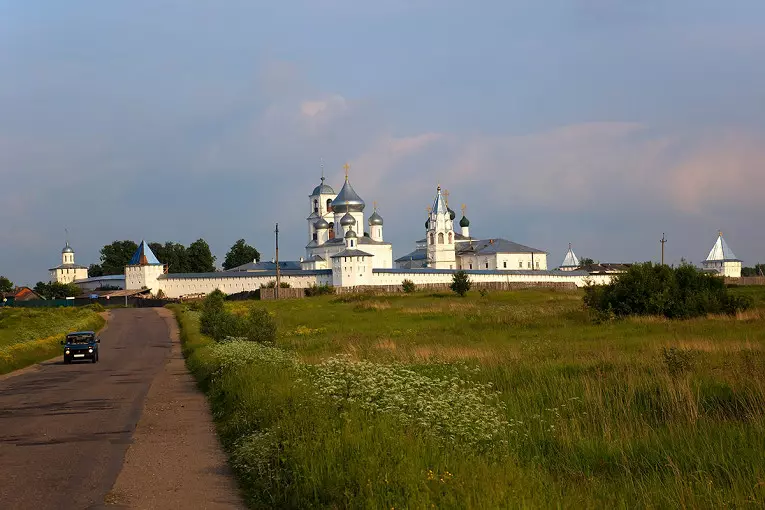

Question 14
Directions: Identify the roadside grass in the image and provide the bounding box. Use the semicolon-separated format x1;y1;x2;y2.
0;307;105;374
174;286;765;508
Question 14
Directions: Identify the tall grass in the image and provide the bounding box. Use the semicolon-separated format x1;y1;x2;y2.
174;287;765;508
0;307;105;374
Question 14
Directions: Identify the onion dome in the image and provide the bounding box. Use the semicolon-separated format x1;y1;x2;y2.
448;207;456;220
314;218;329;230
344;229;357;239
331;177;365;213
368;210;383;226
425;218;430;229
340;212;356;227
62;242;74;254
311;176;335;197
459;215;470;228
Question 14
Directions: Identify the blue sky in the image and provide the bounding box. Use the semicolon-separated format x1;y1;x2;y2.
2;1;765;284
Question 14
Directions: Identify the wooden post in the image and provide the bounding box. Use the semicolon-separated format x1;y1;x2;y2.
660;233;667;265
275;223;280;299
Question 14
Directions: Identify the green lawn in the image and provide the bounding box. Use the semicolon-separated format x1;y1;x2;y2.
0;307;105;374
177;286;765;509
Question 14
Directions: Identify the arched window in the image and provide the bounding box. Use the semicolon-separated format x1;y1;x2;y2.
327;199;333;212
430;233;435;244
329;223;335;239
438;233;444;244
313;199;318;213
448;232;453;243
312;232;317;241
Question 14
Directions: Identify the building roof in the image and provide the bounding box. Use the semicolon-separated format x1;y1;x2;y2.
128;240;161;265
395;248;427;262
456;238;546;256
374;268;590;276
1;287;43;301
311;176;335;196
320;236;390;247
459;215;470;228
314;217;330;229
74;274;125;283
227;260;303;272
49;262;89;270
340;212;356;226
160;269;332;280
331;178;365;213
579;263;632;274
331;248;374;259
62;242;74;254
560;244;580;268
705;232;741;262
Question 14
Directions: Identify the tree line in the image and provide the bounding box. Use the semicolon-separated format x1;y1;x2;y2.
88;238;261;276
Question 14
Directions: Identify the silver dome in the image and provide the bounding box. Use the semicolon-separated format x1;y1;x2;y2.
62;243;74;254
340;212;356;226
331;178;365;213
368;210;383;226
314;218;330;229
344;229;357;239
311;176;335;197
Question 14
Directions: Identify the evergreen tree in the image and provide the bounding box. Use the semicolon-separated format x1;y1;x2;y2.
186;239;216;273
0;276;13;293
450;271;472;297
99;240;139;275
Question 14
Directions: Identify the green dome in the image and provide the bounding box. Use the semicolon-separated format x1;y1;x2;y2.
459;215;470;228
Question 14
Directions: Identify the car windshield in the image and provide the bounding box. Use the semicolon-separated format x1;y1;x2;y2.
66;334;93;344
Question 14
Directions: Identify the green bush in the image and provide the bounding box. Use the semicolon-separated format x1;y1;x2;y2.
87;303;105;312
305;283;335;297
245;308;277;343
200;290;243;341
450;271;471;297
584;262;753;319
401;279;416;293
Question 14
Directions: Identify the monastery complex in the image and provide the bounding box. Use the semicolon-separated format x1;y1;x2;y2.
56;168;743;299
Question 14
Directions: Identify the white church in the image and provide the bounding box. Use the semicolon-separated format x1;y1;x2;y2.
55;165;745;298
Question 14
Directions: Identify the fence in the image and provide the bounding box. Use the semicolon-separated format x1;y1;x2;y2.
260;288;306;300
725;277;765;286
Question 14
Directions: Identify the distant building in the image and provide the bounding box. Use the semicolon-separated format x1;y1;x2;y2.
559;244;580;271
702;232;742;278
74;274;126;291
1;287;43;304
49;242;88;284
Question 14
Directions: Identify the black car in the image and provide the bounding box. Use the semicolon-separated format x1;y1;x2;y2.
61;331;100;364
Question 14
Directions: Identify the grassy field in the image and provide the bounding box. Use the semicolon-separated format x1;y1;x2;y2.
0;307;105;374
176;286;765;509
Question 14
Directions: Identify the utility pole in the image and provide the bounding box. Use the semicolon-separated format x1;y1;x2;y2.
275;223;280;299
660;233;667;265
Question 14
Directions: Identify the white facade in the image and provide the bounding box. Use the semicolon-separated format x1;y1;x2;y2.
458;251;548;271
50;243;89;284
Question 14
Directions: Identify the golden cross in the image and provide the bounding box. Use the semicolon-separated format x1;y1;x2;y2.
343;162;350;179
373;200;378;211
461;204;466;214
427;206;432;213
443;189;450;205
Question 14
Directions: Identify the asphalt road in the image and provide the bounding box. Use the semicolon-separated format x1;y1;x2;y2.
0;308;172;510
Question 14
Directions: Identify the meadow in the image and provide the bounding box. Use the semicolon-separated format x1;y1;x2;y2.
0;306;105;374
176;286;765;509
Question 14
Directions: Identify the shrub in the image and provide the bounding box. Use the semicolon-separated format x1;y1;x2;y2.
87;303;105;312
584;262;752;319
245;308;277;343
450;271;471;297
200;290;245;341
305;284;335;297
401;279;416;293
279;282;291;289
479;288;489;298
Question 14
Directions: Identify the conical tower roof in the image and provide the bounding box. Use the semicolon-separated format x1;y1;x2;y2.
705;232;741;262
129;240;161;266
431;186;448;216
561;244;580;268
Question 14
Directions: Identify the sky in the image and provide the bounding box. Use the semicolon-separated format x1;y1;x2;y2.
2;1;765;285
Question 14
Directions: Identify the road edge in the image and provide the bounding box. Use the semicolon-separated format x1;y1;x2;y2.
105;307;244;509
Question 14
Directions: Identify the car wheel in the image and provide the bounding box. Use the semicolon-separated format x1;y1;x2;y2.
64;357;70;364
92;355;97;364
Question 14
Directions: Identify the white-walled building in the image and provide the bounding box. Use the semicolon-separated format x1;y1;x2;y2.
702;232;742;278
50;242;89;284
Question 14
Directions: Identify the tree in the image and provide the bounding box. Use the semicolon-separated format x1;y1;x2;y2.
580;258;595;266
100;240;138;275
450;270;472;297
186;238;216;273
741;264;765;277
0;276;13;293
150;242;188;273
88;264;104;277
401;279;416;293
33;281;81;300
222;239;261;270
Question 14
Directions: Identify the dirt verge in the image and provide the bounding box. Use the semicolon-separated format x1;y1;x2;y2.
106;308;244;509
